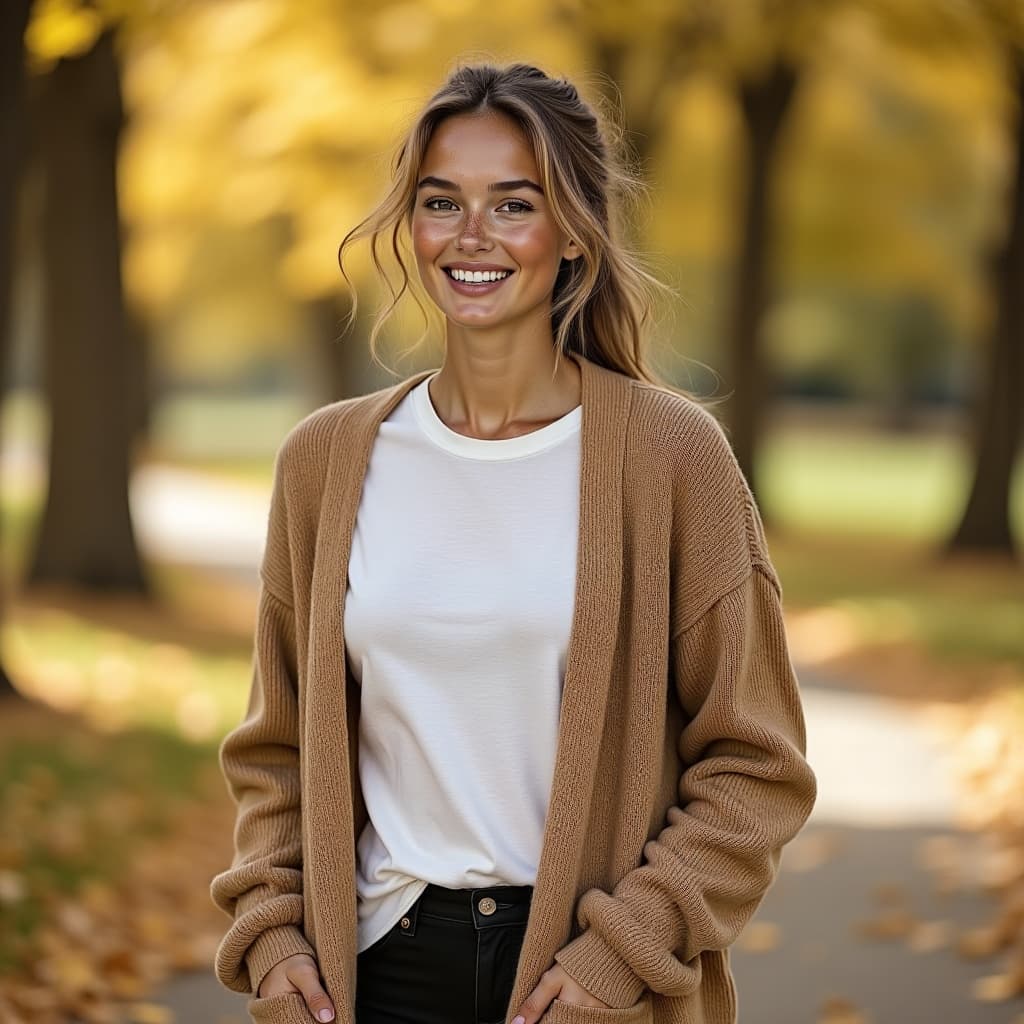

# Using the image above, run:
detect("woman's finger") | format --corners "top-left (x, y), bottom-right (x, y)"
top-left (291, 966), bottom-right (335, 1022)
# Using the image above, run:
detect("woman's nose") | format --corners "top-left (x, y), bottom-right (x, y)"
top-left (456, 211), bottom-right (490, 250)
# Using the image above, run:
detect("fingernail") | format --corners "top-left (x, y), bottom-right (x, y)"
top-left (318, 1012), bottom-right (333, 1022)
top-left (513, 1017), bottom-right (525, 1024)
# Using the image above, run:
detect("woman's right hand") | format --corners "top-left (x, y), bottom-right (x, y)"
top-left (257, 953), bottom-right (336, 1022)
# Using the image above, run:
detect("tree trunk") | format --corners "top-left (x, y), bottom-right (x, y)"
top-left (946, 55), bottom-right (1024, 559)
top-left (725, 60), bottom-right (799, 512)
top-left (310, 289), bottom-right (404, 402)
top-left (310, 293), bottom-right (366, 402)
top-left (0, 0), bottom-right (33, 701)
top-left (29, 28), bottom-right (150, 592)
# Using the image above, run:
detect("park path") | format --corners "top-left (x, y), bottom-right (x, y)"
top-left (106, 467), bottom-right (1024, 1021)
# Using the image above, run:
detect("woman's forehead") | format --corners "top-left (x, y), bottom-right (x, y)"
top-left (421, 112), bottom-right (537, 176)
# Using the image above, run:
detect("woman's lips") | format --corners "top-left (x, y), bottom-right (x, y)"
top-left (442, 268), bottom-right (514, 296)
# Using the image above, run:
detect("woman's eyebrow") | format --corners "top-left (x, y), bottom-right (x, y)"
top-left (416, 175), bottom-right (544, 195)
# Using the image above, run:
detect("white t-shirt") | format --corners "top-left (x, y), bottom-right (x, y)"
top-left (344, 371), bottom-right (582, 953)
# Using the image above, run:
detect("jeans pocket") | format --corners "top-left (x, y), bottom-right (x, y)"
top-left (359, 920), bottom-right (401, 959)
top-left (477, 921), bottom-right (528, 1024)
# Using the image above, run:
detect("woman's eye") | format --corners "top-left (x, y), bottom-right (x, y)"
top-left (499, 200), bottom-right (533, 214)
top-left (424, 198), bottom-right (457, 211)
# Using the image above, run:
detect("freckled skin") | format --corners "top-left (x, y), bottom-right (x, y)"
top-left (410, 110), bottom-right (581, 341)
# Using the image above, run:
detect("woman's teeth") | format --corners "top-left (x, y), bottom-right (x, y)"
top-left (446, 268), bottom-right (512, 282)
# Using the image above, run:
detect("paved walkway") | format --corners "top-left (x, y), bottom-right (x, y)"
top-left (85, 467), bottom-right (1024, 1022)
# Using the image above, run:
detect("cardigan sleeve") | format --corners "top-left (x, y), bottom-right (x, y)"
top-left (553, 560), bottom-right (817, 1008)
top-left (208, 445), bottom-right (317, 996)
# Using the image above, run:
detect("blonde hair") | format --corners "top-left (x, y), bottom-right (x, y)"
top-left (337, 59), bottom-right (708, 402)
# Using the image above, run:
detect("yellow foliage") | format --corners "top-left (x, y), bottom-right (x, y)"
top-left (25, 0), bottom-right (103, 67)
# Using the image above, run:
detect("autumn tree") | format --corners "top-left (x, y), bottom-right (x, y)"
top-left (946, 0), bottom-right (1024, 558)
top-left (27, 18), bottom-right (151, 591)
top-left (0, 0), bottom-right (34, 701)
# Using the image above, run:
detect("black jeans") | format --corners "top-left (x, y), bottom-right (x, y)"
top-left (355, 882), bottom-right (533, 1024)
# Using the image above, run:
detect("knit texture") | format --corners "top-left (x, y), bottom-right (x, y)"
top-left (210, 350), bottom-right (817, 1024)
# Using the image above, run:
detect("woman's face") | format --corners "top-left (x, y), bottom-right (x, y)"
top-left (410, 110), bottom-right (581, 331)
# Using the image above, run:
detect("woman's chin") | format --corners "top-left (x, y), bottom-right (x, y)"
top-left (443, 307), bottom-right (511, 328)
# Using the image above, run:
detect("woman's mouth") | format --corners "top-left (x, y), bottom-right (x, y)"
top-left (442, 266), bottom-right (514, 296)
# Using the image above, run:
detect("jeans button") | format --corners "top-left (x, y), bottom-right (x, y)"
top-left (478, 897), bottom-right (497, 915)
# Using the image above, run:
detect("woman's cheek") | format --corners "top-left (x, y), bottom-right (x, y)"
top-left (411, 219), bottom-right (443, 259)
top-left (506, 223), bottom-right (558, 265)
top-left (411, 224), bottom-right (444, 294)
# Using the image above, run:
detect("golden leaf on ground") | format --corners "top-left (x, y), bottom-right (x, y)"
top-left (854, 907), bottom-right (916, 940)
top-left (8, 983), bottom-right (61, 1013)
top-left (907, 919), bottom-right (953, 952)
top-left (0, 836), bottom-right (25, 869)
top-left (931, 869), bottom-right (962, 895)
top-left (782, 830), bottom-right (841, 872)
top-left (817, 994), bottom-right (872, 1023)
top-left (971, 972), bottom-right (1019, 1002)
top-left (958, 924), bottom-right (1003, 959)
top-left (138, 910), bottom-right (173, 944)
top-left (916, 834), bottom-right (964, 873)
top-left (735, 920), bottom-right (781, 953)
top-left (127, 1002), bottom-right (175, 1023)
top-left (75, 997), bottom-right (126, 1023)
top-left (44, 950), bottom-right (103, 999)
top-left (0, 993), bottom-right (29, 1024)
top-left (56, 899), bottom-right (96, 939)
top-left (168, 937), bottom-right (204, 970)
top-left (108, 970), bottom-right (149, 999)
top-left (80, 878), bottom-right (119, 915)
top-left (0, 868), bottom-right (27, 903)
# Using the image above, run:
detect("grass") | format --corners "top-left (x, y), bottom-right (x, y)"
top-left (760, 423), bottom-right (1024, 542)
top-left (756, 424), bottom-right (1024, 676)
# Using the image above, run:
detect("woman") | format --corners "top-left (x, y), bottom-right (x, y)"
top-left (210, 61), bottom-right (817, 1024)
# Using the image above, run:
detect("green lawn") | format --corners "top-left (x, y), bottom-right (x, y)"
top-left (761, 424), bottom-right (1024, 542)
top-left (757, 424), bottom-right (1024, 671)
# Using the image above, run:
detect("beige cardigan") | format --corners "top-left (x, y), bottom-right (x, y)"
top-left (210, 349), bottom-right (817, 1024)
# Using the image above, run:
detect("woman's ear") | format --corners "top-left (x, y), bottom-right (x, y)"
top-left (562, 238), bottom-right (583, 261)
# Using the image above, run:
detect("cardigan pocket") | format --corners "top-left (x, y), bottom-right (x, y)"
top-left (246, 990), bottom-right (316, 1023)
top-left (543, 992), bottom-right (654, 1024)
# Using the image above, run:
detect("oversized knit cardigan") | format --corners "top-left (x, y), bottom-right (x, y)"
top-left (210, 349), bottom-right (818, 1024)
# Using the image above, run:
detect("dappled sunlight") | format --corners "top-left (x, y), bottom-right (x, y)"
top-left (802, 685), bottom-right (960, 829)
top-left (1, 606), bottom-right (251, 744)
top-left (787, 600), bottom-right (918, 663)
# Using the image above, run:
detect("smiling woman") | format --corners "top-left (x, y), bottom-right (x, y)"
top-left (333, 61), bottom-right (681, 393)
top-left (210, 60), bottom-right (817, 1024)
top-left (408, 111), bottom-right (582, 340)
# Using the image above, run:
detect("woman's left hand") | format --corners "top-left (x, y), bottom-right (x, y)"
top-left (511, 962), bottom-right (612, 1023)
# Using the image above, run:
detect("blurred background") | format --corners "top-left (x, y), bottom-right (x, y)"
top-left (1, 0), bottom-right (1022, 1022)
